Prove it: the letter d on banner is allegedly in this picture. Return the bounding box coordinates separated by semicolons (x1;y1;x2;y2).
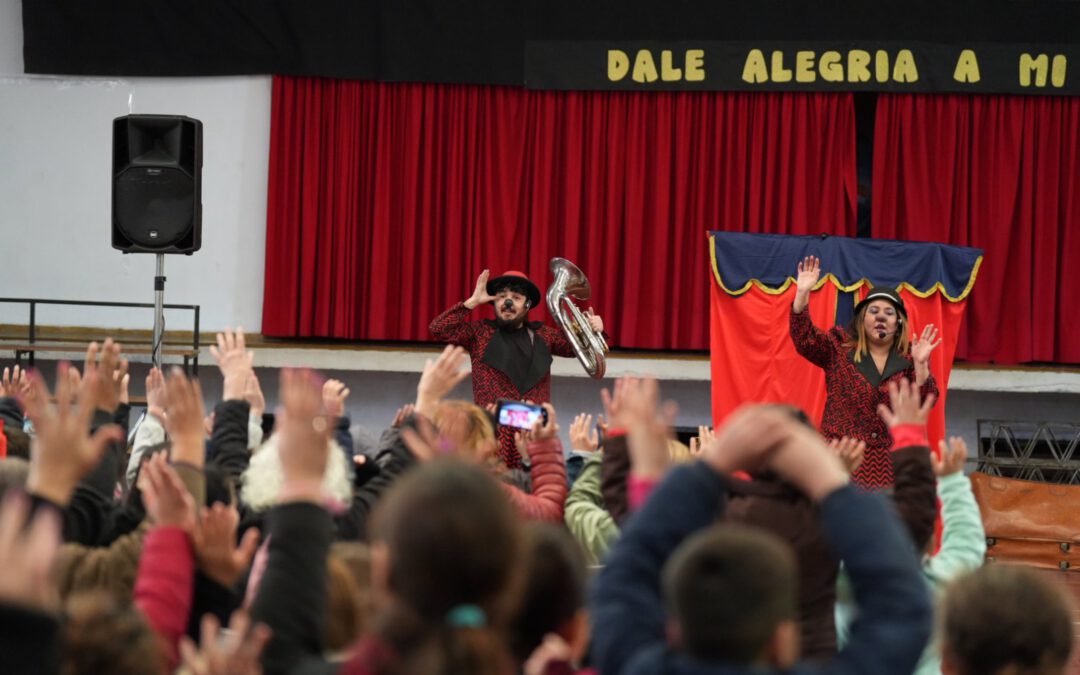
608;50;629;81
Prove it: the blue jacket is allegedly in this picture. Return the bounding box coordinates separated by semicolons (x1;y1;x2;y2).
591;462;932;675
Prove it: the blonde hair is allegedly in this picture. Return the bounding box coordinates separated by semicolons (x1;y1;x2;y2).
847;305;910;363
433;400;497;455
668;439;693;465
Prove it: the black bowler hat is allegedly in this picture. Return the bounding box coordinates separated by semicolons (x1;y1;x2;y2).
486;270;541;308
854;286;907;320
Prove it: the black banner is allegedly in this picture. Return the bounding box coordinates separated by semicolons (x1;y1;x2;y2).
526;42;1076;94
21;0;1080;95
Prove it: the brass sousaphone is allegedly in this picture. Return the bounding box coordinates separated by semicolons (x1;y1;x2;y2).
547;257;609;378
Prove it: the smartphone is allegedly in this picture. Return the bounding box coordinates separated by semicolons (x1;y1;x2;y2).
495;400;548;430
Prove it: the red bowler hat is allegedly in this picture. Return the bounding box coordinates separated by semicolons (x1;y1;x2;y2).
486;270;541;307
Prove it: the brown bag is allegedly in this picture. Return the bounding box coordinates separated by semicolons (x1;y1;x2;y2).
970;472;1080;571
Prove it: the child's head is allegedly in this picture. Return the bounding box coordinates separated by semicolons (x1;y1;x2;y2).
942;565;1074;675
662;524;799;667
370;461;523;675
510;523;589;664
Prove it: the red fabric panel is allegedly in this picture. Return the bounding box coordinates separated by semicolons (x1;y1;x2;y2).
873;94;1080;364
263;79;857;349
896;291;968;452
709;284;837;426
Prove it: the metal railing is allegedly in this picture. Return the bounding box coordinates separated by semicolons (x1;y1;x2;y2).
0;297;201;374
975;420;1080;484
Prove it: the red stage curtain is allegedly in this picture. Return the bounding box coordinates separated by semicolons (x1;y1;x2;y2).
263;78;857;349
897;290;969;449
710;284;836;427
873;94;1080;364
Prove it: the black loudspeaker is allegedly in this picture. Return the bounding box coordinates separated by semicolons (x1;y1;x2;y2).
112;114;202;254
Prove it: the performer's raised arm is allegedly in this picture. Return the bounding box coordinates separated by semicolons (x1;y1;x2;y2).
789;256;834;367
429;269;493;350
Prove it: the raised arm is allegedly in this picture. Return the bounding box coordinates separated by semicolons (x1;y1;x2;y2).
924;437;986;583
501;404;568;522
564;455;619;566
789;256;835;368
429;270;493;349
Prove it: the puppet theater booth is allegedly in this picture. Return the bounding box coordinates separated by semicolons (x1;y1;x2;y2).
708;233;983;452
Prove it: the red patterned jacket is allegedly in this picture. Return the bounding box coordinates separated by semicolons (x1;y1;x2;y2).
790;307;937;489
430;302;574;468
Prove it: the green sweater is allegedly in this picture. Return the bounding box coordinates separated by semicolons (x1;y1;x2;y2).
912;472;987;675
564;455;620;566
836;472;987;675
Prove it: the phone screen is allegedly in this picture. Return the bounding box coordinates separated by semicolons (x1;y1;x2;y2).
497;401;546;430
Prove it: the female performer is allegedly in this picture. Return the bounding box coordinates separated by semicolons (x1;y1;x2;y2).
790;256;941;488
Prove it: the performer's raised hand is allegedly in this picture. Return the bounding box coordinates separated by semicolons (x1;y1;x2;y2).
464;269;497;309
793;256;821;313
796;256;822;293
911;324;942;366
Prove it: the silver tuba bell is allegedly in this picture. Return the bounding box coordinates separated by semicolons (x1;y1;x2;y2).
547;257;609;379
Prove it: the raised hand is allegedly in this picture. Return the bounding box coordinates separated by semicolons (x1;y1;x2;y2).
81;339;127;413
793;256;822;313
322;378;350;419
611;377;678;481
391;403;416;428
600;378;632;430
911;324;942;366
465;269;496;309
0;365;30;399
415;345;470;416
934;436;969;477
796;256;822;294
138;453;197;532
179;610;272;675
689;425;714;458
877;378;935;429
767;418;849;502
569;413;599;452
701;405;791;477
210;329;255;401
399;413;441;463
145;367;168;420
244;372;266;420
193;504;260;588
828;436;867;475
0;493;61;612
277;369;332;494
531;403;559;442
20;363;123;505
163;368;207;468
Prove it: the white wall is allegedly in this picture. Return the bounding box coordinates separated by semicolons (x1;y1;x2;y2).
0;0;271;332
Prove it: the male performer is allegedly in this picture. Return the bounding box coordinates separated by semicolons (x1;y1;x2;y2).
430;269;605;468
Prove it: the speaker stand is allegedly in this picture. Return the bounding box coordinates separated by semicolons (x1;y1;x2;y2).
152;254;166;370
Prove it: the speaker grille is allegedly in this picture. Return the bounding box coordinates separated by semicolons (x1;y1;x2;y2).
111;114;202;254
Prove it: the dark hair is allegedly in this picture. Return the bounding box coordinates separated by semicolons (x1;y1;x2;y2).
491;280;530;298
943;565;1074;675
3;427;30;460
510;523;587;663
662;524;796;662
371;461;523;675
62;592;162;675
203;463;235;507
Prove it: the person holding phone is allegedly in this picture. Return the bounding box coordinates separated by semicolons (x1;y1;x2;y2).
430;268;605;469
